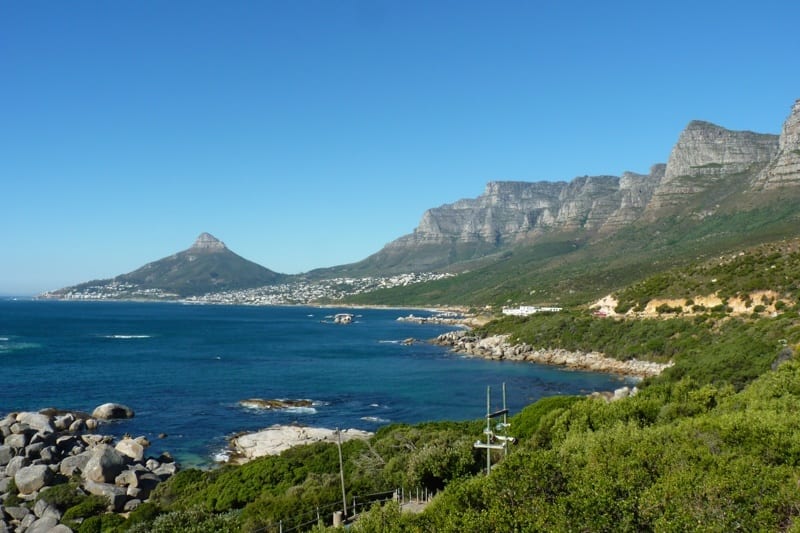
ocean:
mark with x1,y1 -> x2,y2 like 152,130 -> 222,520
0,299 -> 632,466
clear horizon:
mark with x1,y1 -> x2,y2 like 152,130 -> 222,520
3,1 -> 799,295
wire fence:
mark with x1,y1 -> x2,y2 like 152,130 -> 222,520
250,487 -> 432,533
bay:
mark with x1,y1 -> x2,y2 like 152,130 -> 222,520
0,300 -> 632,466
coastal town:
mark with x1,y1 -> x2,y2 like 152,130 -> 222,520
46,272 -> 456,305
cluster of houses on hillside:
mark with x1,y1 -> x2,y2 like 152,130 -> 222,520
501,305 -> 563,316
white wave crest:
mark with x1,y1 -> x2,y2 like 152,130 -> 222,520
361,416 -> 389,423
285,406 -> 317,414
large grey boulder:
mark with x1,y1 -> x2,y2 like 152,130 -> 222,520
60,451 -> 91,477
153,462 -> 177,480
81,434 -> 111,448
14,465 -> 53,495
15,413 -> 54,435
53,413 -> 75,431
19,513 -> 36,531
0,445 -> 13,466
3,433 -> 27,450
68,418 -> 86,433
25,516 -> 59,533
55,435 -> 79,453
92,403 -> 135,420
4,455 -> 29,479
83,444 -> 127,483
24,441 -> 45,460
33,498 -> 59,519
84,479 -> 127,511
115,438 -> 145,462
3,505 -> 30,521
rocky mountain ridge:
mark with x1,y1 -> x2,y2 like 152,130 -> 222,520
347,98 -> 800,274
46,98 -> 800,303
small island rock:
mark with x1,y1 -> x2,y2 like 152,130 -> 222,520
92,403 -> 135,420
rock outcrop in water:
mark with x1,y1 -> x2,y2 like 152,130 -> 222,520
0,407 -> 176,532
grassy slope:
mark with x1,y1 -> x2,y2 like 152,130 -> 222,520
345,195 -> 800,308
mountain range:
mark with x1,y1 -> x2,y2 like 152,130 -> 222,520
48,98 -> 800,303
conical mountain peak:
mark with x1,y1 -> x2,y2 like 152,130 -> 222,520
190,232 -> 227,251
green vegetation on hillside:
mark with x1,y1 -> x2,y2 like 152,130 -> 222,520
78,236 -> 800,532
345,198 -> 800,308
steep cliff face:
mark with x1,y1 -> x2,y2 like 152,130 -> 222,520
370,172 -> 663,272
602,165 -> 664,229
338,98 -> 799,277
646,121 -> 779,212
755,99 -> 800,189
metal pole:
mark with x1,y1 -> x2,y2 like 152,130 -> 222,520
336,428 -> 347,518
502,382 -> 508,458
486,385 -> 492,475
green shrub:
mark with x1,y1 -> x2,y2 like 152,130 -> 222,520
78,513 -> 124,533
4,479 -> 21,506
119,501 -> 162,530
37,482 -> 85,511
62,495 -> 108,523
511,395 -> 582,440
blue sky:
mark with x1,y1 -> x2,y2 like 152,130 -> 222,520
2,1 -> 799,295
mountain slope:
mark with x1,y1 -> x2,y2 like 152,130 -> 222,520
343,98 -> 800,306
46,233 -> 285,299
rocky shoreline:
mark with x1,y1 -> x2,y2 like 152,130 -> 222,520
0,404 -> 176,533
433,330 -> 673,379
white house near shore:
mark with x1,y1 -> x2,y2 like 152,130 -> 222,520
502,306 -> 563,317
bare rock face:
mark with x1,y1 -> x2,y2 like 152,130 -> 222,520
603,165 -> 664,229
375,172 -> 662,271
646,121 -> 779,213
755,99 -> 800,189
189,232 -> 227,251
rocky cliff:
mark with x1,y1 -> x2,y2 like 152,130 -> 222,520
354,98 -> 799,274
645,120 -> 779,213
755,99 -> 800,189
367,170 -> 664,271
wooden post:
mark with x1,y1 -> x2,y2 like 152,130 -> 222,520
336,428 -> 347,519
486,386 -> 491,475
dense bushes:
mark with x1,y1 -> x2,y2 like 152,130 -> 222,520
346,362 -> 800,532
104,357 -> 800,531
91,245 -> 800,531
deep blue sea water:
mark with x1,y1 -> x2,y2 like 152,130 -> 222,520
0,300 -> 632,466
